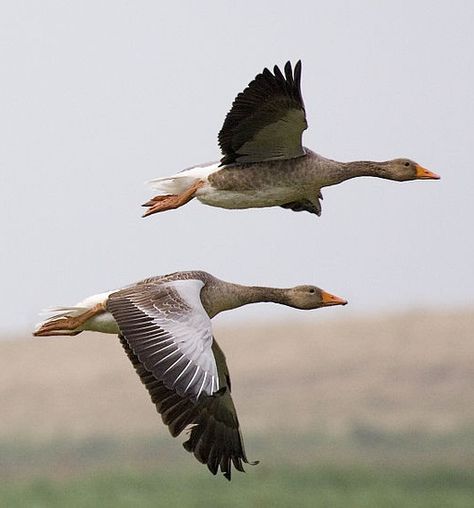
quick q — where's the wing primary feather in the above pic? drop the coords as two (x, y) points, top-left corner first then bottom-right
(172, 359), (193, 386)
(273, 64), (285, 83)
(197, 371), (208, 400)
(294, 60), (302, 101)
(151, 347), (180, 368)
(163, 354), (186, 376)
(284, 61), (294, 89)
(142, 341), (175, 357)
(137, 337), (172, 349)
(184, 365), (200, 394)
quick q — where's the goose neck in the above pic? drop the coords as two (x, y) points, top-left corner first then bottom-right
(321, 159), (388, 186)
(204, 283), (290, 317)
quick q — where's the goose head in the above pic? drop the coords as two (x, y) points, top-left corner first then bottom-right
(383, 159), (440, 182)
(288, 285), (348, 310)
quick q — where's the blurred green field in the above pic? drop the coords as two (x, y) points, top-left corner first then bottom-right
(2, 463), (473, 508)
(1, 430), (473, 508)
(2, 311), (473, 506)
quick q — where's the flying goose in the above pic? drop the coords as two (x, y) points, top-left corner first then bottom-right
(143, 61), (439, 218)
(34, 270), (347, 480)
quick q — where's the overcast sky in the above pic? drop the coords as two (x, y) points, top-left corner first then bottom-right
(1, 1), (473, 334)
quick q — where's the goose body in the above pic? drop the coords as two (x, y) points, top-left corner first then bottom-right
(34, 270), (347, 480)
(144, 61), (439, 217)
(150, 152), (320, 211)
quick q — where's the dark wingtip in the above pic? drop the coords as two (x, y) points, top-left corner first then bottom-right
(284, 61), (293, 82)
(294, 60), (303, 101)
(294, 60), (302, 79)
(222, 458), (258, 481)
(273, 64), (284, 81)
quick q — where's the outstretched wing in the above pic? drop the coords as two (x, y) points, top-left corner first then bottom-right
(218, 61), (307, 165)
(107, 279), (218, 402)
(118, 334), (256, 480)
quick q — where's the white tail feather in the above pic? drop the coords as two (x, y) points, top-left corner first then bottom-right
(147, 162), (220, 195)
(35, 291), (114, 333)
(40, 306), (88, 317)
(148, 176), (197, 195)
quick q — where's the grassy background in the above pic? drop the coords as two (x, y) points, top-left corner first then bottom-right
(2, 465), (473, 508)
(1, 432), (473, 507)
(2, 309), (473, 506)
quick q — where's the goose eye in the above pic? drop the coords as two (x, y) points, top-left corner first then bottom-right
(404, 161), (410, 167)
(309, 288), (315, 294)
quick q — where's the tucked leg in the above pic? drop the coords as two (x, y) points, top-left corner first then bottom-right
(34, 302), (106, 337)
(142, 180), (205, 217)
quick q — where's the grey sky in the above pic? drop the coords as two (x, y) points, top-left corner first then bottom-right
(1, 1), (473, 333)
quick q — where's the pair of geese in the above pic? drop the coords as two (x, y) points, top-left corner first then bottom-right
(34, 61), (439, 480)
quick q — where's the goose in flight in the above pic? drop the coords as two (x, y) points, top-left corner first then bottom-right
(143, 61), (439, 218)
(34, 270), (347, 480)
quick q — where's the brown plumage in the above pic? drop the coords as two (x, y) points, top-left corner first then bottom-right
(144, 61), (440, 217)
(34, 270), (347, 480)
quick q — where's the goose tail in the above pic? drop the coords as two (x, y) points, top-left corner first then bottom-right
(147, 161), (219, 196)
(147, 175), (198, 196)
(33, 292), (113, 337)
(34, 306), (89, 336)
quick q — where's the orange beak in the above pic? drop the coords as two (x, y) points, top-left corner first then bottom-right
(321, 290), (348, 307)
(415, 164), (440, 180)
